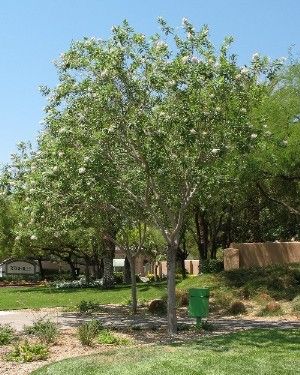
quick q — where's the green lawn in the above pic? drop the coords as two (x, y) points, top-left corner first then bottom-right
(0, 275), (219, 310)
(0, 283), (165, 310)
(32, 329), (300, 375)
(0, 264), (298, 311)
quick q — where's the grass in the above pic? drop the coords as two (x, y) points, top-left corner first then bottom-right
(0, 282), (167, 310)
(0, 264), (298, 311)
(32, 329), (300, 375)
(0, 275), (219, 311)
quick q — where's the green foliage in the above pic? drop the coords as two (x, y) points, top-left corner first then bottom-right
(77, 319), (103, 346)
(6, 341), (49, 362)
(201, 320), (215, 332)
(224, 264), (300, 300)
(210, 289), (235, 312)
(228, 300), (247, 315)
(97, 330), (130, 345)
(77, 300), (101, 313)
(202, 259), (224, 274)
(291, 295), (300, 313)
(148, 299), (167, 315)
(162, 289), (188, 307)
(258, 301), (283, 317)
(24, 319), (59, 344)
(113, 272), (124, 285)
(0, 324), (15, 345)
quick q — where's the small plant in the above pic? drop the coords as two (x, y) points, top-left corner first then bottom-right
(98, 329), (130, 345)
(292, 295), (300, 313)
(6, 341), (49, 362)
(228, 301), (247, 315)
(162, 289), (188, 308)
(77, 319), (103, 346)
(24, 319), (59, 344)
(210, 290), (234, 312)
(0, 324), (15, 345)
(148, 299), (167, 315)
(201, 320), (215, 332)
(78, 300), (100, 313)
(240, 286), (251, 300)
(177, 323), (192, 332)
(258, 301), (283, 317)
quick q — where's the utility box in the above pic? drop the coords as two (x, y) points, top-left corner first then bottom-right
(188, 288), (210, 326)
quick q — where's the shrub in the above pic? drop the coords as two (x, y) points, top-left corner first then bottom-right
(240, 286), (251, 300)
(201, 259), (224, 274)
(6, 341), (49, 362)
(291, 295), (300, 313)
(148, 299), (167, 315)
(98, 330), (130, 345)
(162, 289), (188, 308)
(78, 300), (101, 313)
(209, 259), (224, 273)
(258, 301), (283, 317)
(201, 320), (215, 332)
(113, 272), (123, 284)
(77, 319), (103, 346)
(24, 319), (59, 344)
(224, 264), (300, 300)
(176, 290), (189, 307)
(53, 278), (103, 289)
(210, 290), (234, 312)
(228, 301), (247, 315)
(0, 325), (15, 345)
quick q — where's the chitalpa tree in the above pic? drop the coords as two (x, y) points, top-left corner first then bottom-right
(1, 18), (283, 334)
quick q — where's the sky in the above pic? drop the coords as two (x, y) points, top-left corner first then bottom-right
(0, 0), (299, 166)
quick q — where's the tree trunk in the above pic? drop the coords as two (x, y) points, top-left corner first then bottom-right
(123, 256), (131, 284)
(84, 256), (91, 283)
(95, 257), (102, 279)
(194, 207), (209, 273)
(102, 240), (115, 289)
(167, 245), (177, 335)
(128, 255), (137, 314)
(176, 247), (187, 279)
(98, 258), (104, 279)
(65, 256), (77, 280)
(37, 258), (44, 280)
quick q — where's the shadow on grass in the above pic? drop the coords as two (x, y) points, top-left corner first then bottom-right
(181, 329), (300, 352)
(7, 282), (167, 295)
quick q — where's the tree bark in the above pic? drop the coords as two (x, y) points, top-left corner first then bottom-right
(176, 247), (187, 279)
(167, 245), (177, 335)
(123, 256), (131, 284)
(128, 255), (137, 314)
(84, 255), (91, 283)
(64, 256), (77, 280)
(37, 257), (44, 280)
(194, 207), (208, 273)
(102, 239), (115, 289)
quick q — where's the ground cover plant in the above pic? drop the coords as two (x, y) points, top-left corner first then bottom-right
(0, 324), (15, 345)
(77, 319), (103, 346)
(6, 341), (49, 363)
(97, 329), (130, 345)
(31, 329), (300, 375)
(24, 319), (59, 344)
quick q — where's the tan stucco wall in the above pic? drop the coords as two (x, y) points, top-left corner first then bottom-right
(224, 242), (300, 270)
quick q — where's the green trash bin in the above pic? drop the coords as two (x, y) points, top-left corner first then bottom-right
(188, 288), (210, 327)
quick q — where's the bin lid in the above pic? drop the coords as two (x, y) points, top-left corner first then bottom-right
(189, 288), (210, 297)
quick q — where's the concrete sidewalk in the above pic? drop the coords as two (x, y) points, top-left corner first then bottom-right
(0, 307), (299, 332)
